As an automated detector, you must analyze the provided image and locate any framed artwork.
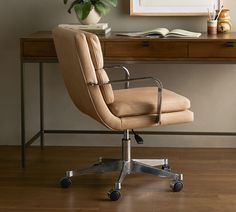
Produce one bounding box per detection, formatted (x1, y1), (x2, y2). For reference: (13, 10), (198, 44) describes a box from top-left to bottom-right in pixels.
(130, 0), (220, 16)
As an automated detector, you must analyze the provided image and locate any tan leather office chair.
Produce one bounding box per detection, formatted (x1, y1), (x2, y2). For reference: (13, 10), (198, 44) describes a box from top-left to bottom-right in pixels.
(53, 27), (194, 201)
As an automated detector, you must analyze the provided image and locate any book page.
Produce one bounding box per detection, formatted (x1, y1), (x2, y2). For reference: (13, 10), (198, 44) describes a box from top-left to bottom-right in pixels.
(140, 0), (213, 7)
(166, 29), (201, 37)
(116, 28), (169, 37)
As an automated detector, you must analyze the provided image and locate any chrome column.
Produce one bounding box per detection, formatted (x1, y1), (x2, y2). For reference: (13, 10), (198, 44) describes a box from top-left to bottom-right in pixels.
(122, 130), (131, 162)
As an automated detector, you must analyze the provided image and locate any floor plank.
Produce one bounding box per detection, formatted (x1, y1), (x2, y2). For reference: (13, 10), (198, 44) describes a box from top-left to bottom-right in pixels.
(1, 146), (236, 212)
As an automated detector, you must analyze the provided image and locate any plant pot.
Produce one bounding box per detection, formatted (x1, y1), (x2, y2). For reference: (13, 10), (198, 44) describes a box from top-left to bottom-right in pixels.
(78, 8), (101, 25)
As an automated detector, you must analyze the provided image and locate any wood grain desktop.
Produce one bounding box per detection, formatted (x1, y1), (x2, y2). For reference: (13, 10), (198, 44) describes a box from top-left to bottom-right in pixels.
(21, 31), (236, 62)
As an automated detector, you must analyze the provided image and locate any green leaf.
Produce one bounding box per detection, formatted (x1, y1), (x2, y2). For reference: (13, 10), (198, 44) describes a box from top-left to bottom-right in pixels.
(100, 0), (117, 7)
(90, 0), (98, 5)
(74, 4), (82, 19)
(74, 2), (92, 20)
(65, 0), (117, 16)
(95, 2), (110, 16)
(68, 0), (83, 13)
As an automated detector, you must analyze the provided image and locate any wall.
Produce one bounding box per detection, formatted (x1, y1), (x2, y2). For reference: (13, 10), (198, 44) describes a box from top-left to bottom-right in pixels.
(1, 0), (236, 147)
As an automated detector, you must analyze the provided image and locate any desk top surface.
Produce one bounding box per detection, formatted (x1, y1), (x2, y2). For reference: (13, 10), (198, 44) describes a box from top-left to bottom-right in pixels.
(20, 31), (236, 63)
(21, 31), (236, 42)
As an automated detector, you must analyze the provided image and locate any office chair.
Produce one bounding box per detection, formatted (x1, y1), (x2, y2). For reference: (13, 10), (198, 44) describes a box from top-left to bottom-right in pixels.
(52, 27), (194, 201)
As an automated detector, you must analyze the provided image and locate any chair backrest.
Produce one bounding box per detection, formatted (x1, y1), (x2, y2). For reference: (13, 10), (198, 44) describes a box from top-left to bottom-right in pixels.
(53, 27), (122, 130)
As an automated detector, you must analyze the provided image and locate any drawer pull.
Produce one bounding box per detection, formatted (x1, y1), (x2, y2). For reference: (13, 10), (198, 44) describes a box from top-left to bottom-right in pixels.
(141, 41), (150, 47)
(224, 42), (235, 48)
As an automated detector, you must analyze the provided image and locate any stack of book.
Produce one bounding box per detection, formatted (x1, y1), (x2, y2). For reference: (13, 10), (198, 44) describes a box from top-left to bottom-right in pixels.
(58, 23), (111, 36)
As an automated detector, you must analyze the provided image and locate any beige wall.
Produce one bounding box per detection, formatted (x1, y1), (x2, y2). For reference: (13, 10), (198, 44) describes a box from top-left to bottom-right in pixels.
(1, 0), (236, 147)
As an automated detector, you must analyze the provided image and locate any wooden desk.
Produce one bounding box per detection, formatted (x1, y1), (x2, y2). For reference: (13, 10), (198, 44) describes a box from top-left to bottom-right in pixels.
(20, 31), (236, 167)
(21, 31), (236, 62)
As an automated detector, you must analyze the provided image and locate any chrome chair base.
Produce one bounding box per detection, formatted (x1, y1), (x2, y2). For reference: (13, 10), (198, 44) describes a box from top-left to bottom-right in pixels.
(65, 157), (183, 188)
(60, 130), (184, 201)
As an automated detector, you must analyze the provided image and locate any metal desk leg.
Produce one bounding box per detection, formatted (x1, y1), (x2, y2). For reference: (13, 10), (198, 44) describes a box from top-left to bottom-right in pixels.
(20, 62), (45, 168)
(39, 63), (44, 150)
(20, 61), (26, 168)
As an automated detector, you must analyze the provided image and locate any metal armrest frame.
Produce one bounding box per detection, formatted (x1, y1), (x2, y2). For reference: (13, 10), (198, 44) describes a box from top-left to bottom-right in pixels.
(89, 77), (163, 124)
(104, 65), (130, 89)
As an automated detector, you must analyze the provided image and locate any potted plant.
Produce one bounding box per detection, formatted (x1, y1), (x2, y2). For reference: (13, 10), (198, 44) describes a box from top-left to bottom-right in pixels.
(63, 0), (117, 25)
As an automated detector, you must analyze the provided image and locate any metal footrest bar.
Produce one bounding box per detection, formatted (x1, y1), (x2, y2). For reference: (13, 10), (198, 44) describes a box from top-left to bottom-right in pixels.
(44, 129), (236, 136)
(22, 129), (236, 168)
(25, 131), (41, 148)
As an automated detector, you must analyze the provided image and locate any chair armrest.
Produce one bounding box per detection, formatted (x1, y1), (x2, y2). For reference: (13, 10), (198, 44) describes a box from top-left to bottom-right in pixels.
(89, 77), (163, 124)
(104, 65), (130, 89)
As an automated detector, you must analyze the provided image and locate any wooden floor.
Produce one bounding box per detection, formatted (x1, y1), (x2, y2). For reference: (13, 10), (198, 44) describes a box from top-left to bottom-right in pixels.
(1, 146), (236, 212)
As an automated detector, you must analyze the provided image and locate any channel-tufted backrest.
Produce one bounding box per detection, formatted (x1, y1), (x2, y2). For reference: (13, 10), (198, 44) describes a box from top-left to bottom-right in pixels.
(84, 31), (114, 104)
(53, 27), (122, 130)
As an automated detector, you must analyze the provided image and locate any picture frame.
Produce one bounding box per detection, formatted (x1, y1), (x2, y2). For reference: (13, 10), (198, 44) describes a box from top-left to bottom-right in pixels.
(130, 0), (220, 16)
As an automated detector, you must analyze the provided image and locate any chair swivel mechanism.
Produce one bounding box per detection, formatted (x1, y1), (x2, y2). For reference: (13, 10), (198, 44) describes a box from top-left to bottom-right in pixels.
(53, 27), (194, 201)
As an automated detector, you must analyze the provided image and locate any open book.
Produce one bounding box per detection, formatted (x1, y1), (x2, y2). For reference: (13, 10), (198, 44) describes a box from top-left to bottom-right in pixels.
(117, 28), (201, 38)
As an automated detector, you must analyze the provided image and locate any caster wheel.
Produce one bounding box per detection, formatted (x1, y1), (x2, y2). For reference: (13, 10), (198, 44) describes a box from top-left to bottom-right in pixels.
(60, 177), (72, 188)
(162, 164), (171, 172)
(170, 181), (183, 192)
(108, 189), (121, 201)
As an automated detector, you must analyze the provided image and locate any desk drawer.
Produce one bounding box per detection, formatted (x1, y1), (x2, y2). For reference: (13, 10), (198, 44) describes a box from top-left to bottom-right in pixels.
(104, 41), (188, 59)
(189, 41), (236, 58)
(22, 41), (57, 58)
(22, 40), (105, 59)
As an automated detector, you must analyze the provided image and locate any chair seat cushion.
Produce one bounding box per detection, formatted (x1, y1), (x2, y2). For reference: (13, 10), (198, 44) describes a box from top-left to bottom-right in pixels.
(109, 87), (191, 118)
